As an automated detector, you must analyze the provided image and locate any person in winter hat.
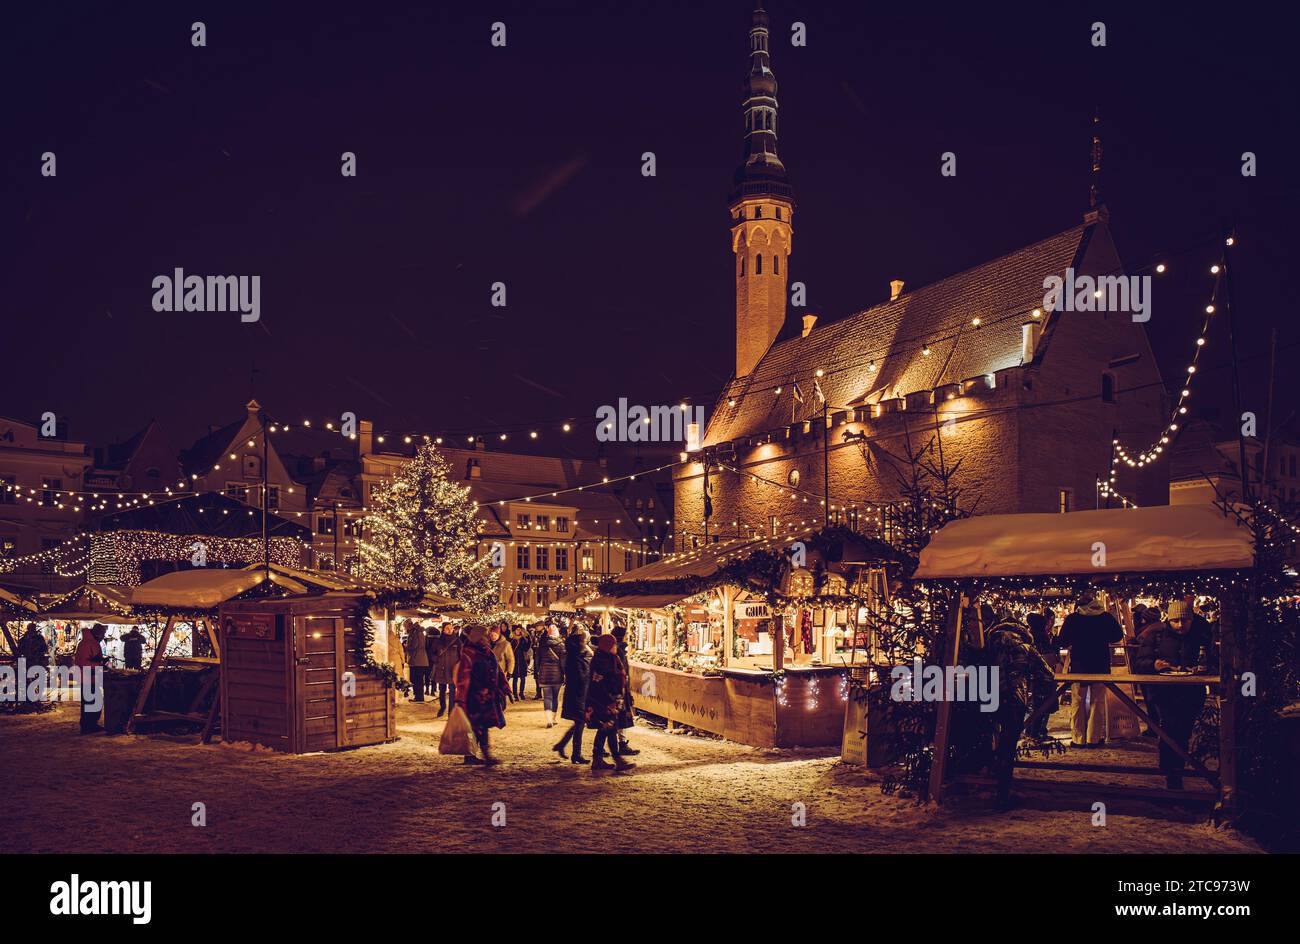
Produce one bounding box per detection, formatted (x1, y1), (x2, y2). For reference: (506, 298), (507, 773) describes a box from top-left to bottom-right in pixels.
(1134, 598), (1213, 790)
(489, 625), (516, 702)
(585, 634), (635, 772)
(1058, 592), (1123, 748)
(74, 624), (108, 734)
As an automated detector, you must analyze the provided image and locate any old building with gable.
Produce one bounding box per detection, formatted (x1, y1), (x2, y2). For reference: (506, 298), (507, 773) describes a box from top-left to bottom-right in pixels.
(673, 3), (1170, 548)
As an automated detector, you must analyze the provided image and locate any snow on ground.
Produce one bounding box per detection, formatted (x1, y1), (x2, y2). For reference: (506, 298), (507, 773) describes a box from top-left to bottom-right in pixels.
(0, 697), (1261, 854)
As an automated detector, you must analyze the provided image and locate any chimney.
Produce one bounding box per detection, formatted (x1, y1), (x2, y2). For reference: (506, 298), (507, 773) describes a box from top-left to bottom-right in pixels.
(890, 279), (905, 301)
(467, 458), (482, 479)
(357, 419), (374, 457)
(1021, 321), (1042, 364)
(800, 314), (818, 338)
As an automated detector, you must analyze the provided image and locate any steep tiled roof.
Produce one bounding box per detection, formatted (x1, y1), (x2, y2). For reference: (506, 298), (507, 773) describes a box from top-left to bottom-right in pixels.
(706, 223), (1091, 445)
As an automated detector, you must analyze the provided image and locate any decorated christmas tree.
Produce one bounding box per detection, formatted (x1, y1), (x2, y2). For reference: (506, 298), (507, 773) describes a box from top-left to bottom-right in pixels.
(355, 443), (500, 616)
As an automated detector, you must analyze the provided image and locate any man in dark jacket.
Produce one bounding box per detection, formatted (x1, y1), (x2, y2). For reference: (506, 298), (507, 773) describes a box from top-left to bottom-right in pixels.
(553, 630), (591, 764)
(425, 627), (445, 696)
(1133, 599), (1212, 789)
(121, 627), (146, 670)
(1057, 592), (1123, 747)
(432, 626), (462, 717)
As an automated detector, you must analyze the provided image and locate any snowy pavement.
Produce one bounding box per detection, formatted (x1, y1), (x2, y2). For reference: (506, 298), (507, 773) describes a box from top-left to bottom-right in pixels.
(0, 697), (1261, 854)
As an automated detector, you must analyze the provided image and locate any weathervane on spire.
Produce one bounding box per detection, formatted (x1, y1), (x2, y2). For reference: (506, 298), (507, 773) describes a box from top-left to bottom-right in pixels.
(1088, 108), (1103, 210)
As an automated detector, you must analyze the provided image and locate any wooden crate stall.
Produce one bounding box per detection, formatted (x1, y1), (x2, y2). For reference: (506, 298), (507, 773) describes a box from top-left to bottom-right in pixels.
(218, 594), (397, 753)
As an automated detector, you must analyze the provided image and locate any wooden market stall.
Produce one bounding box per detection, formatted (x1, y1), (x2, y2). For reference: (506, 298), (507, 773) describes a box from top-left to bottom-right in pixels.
(594, 527), (903, 748)
(912, 502), (1256, 812)
(219, 591), (401, 753)
(0, 586), (37, 657)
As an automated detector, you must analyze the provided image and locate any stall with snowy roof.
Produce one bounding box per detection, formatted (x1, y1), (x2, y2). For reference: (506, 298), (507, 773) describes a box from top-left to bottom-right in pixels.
(123, 564), (415, 749)
(912, 502), (1257, 812)
(593, 526), (905, 748)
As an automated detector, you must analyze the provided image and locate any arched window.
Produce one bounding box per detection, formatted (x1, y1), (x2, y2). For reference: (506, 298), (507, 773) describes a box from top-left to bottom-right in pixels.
(755, 254), (763, 274)
(773, 254), (779, 275)
(1101, 372), (1116, 403)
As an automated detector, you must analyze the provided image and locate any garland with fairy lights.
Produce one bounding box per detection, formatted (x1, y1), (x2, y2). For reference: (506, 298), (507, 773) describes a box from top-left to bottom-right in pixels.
(87, 531), (304, 587)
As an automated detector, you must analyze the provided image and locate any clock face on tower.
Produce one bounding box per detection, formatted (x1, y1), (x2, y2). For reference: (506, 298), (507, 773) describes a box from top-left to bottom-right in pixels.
(788, 469), (800, 487)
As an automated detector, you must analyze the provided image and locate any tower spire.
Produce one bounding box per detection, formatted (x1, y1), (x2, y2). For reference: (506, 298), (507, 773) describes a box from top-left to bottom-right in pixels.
(1086, 107), (1104, 217)
(733, 1), (792, 203)
(730, 2), (795, 378)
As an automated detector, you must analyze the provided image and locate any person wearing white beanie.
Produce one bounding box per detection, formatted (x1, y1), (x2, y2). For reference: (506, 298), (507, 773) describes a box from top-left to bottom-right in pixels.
(1134, 598), (1213, 789)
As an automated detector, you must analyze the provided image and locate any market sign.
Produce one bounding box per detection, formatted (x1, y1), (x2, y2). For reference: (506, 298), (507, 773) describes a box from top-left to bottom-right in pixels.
(735, 602), (772, 620)
(223, 613), (275, 640)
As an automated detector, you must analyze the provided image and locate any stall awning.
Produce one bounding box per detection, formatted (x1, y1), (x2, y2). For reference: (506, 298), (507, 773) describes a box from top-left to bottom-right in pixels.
(583, 593), (694, 611)
(914, 503), (1255, 579)
(0, 586), (37, 613)
(132, 569), (304, 611)
(38, 584), (135, 621)
(609, 529), (817, 586)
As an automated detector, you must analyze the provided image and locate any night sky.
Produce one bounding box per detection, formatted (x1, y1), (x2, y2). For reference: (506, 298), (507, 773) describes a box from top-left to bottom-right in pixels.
(6, 1), (1299, 456)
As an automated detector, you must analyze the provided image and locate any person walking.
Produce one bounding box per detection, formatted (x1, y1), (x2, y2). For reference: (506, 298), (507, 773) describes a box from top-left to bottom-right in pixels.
(553, 629), (591, 763)
(534, 625), (566, 727)
(511, 626), (533, 701)
(1058, 592), (1122, 748)
(454, 625), (508, 765)
(74, 623), (109, 734)
(432, 625), (461, 717)
(405, 621), (430, 703)
(1134, 600), (1213, 790)
(585, 635), (635, 772)
(610, 624), (639, 756)
(489, 625), (516, 703)
(425, 624), (445, 696)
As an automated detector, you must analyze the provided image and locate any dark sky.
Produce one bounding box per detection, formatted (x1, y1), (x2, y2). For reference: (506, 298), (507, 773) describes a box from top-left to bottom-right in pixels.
(5, 1), (1299, 455)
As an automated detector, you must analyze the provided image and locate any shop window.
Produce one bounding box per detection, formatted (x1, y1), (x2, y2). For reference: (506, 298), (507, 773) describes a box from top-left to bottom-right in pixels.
(516, 545), (530, 569)
(536, 586), (550, 608)
(513, 586), (528, 607)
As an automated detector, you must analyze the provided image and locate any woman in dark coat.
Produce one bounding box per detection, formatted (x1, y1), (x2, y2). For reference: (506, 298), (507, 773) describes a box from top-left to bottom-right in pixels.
(553, 630), (591, 764)
(454, 626), (508, 765)
(585, 635), (634, 771)
(511, 626), (533, 701)
(610, 624), (638, 755)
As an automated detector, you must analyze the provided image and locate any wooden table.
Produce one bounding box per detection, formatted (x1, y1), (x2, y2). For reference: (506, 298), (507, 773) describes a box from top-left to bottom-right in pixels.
(1020, 672), (1220, 786)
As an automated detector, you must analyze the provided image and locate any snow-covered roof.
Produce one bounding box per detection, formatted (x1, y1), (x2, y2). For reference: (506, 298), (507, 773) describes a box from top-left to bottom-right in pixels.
(914, 504), (1254, 579)
(131, 569), (302, 610)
